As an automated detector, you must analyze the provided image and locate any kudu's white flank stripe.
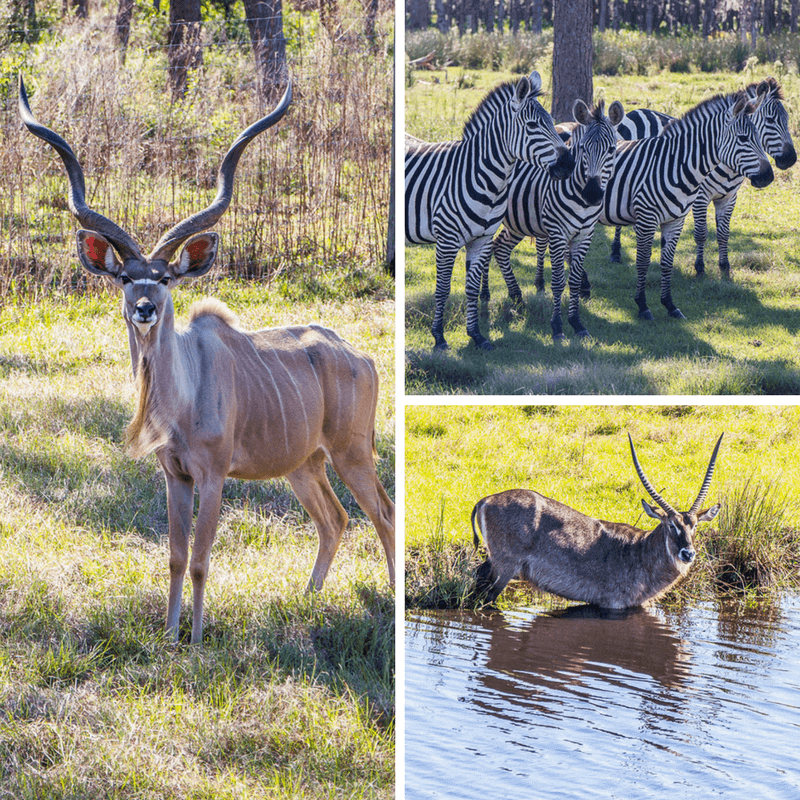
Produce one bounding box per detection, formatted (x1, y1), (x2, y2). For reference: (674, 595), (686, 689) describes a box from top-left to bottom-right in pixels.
(19, 75), (395, 646)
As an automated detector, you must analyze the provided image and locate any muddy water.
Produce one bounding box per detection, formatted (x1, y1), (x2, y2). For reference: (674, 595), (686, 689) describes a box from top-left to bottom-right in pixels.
(405, 598), (800, 799)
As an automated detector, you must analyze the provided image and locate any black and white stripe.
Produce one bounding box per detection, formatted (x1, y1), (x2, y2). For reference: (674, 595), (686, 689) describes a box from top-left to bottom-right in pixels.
(601, 91), (773, 320)
(611, 79), (795, 273)
(405, 71), (574, 350)
(486, 100), (625, 340)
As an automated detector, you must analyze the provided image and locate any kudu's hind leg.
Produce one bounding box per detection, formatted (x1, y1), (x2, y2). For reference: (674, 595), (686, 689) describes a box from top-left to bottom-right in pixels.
(164, 473), (195, 642)
(287, 448), (349, 592)
(330, 448), (396, 587)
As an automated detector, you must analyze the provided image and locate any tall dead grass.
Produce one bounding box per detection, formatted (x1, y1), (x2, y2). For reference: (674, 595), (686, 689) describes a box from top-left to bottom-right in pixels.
(1, 0), (393, 297)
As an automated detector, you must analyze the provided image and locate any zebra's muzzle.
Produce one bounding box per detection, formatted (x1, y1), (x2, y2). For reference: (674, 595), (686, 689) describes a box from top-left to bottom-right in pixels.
(548, 147), (575, 181)
(775, 145), (797, 170)
(750, 164), (774, 188)
(580, 176), (604, 205)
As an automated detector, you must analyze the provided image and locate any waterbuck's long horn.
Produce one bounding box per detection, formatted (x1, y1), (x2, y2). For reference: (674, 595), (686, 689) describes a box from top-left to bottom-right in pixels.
(628, 433), (679, 516)
(18, 75), (143, 262)
(689, 433), (724, 514)
(148, 81), (293, 264)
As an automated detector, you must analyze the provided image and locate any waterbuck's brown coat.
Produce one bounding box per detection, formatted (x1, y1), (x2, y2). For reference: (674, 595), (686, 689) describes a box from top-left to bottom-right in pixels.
(472, 436), (722, 609)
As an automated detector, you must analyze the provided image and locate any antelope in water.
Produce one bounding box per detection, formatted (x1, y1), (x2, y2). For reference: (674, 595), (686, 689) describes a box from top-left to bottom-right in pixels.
(471, 434), (723, 608)
(19, 76), (395, 645)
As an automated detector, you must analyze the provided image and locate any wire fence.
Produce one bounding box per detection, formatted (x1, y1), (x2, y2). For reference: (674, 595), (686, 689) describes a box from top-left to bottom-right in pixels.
(0, 1), (393, 297)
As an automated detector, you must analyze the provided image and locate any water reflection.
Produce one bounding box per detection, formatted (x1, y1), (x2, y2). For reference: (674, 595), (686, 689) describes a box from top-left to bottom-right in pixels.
(405, 598), (800, 800)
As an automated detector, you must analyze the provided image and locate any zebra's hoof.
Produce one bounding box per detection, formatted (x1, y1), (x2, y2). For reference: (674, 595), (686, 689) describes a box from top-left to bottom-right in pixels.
(610, 252), (621, 263)
(669, 308), (686, 320)
(638, 309), (654, 321)
(575, 328), (590, 339)
(509, 292), (525, 308)
(432, 339), (449, 352)
(480, 291), (491, 302)
(580, 291), (591, 301)
(552, 332), (566, 342)
(694, 259), (705, 275)
(474, 339), (494, 351)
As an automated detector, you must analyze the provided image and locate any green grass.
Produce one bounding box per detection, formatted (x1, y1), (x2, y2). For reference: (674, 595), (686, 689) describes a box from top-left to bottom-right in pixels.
(405, 405), (800, 610)
(0, 283), (395, 799)
(405, 67), (800, 394)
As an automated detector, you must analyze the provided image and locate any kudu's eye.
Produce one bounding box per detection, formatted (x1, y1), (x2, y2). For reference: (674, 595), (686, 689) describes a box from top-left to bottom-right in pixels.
(159, 276), (170, 286)
(121, 275), (132, 285)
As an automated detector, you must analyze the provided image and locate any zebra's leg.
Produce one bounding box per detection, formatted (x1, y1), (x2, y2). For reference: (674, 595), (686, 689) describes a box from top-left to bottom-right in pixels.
(567, 236), (594, 337)
(713, 189), (740, 273)
(548, 236), (569, 340)
(492, 227), (525, 305)
(659, 217), (687, 319)
(465, 235), (495, 350)
(430, 241), (460, 351)
(478, 243), (492, 303)
(632, 217), (657, 320)
(692, 189), (711, 275)
(610, 225), (623, 262)
(534, 236), (548, 294)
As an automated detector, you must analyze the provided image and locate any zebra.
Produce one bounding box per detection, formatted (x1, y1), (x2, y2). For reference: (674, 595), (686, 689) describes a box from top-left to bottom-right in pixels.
(483, 99), (626, 340)
(405, 71), (575, 351)
(610, 79), (795, 272)
(601, 91), (773, 321)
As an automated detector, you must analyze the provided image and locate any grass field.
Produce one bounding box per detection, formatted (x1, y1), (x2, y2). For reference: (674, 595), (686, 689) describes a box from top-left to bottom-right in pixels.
(405, 405), (800, 609)
(0, 283), (395, 799)
(405, 68), (800, 395)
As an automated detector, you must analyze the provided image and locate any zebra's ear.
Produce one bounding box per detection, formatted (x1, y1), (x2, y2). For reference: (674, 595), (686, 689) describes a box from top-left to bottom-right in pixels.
(756, 79), (770, 98)
(729, 93), (749, 118)
(572, 99), (591, 126)
(513, 76), (532, 109)
(528, 70), (542, 94)
(608, 100), (625, 127)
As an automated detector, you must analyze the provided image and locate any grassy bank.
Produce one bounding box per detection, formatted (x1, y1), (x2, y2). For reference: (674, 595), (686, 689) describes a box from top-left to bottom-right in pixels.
(405, 67), (800, 394)
(405, 405), (800, 610)
(0, 285), (395, 798)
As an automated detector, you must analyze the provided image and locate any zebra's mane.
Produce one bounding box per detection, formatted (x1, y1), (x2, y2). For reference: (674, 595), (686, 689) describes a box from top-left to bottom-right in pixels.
(660, 92), (745, 137)
(462, 79), (543, 141)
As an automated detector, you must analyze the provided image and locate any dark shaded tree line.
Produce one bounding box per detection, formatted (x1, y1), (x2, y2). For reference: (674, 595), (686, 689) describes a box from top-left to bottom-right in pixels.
(406, 0), (800, 36)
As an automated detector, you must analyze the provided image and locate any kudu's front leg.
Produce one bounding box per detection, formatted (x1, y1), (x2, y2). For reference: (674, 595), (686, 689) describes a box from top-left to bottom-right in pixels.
(164, 473), (195, 642)
(188, 477), (226, 645)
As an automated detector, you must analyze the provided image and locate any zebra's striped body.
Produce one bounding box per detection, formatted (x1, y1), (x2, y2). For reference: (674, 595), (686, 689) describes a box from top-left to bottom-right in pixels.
(600, 91), (773, 320)
(487, 100), (625, 340)
(611, 79), (795, 272)
(405, 71), (574, 350)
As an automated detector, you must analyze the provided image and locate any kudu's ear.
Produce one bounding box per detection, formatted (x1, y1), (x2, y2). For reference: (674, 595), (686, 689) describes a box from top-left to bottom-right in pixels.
(173, 232), (219, 281)
(76, 230), (122, 278)
(698, 503), (721, 523)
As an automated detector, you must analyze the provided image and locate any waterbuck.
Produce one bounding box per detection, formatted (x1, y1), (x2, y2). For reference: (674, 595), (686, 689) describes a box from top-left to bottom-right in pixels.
(19, 76), (395, 645)
(471, 434), (723, 608)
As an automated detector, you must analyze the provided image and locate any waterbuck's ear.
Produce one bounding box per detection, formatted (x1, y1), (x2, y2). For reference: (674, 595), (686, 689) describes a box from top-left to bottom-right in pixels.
(608, 100), (625, 127)
(76, 230), (122, 278)
(698, 503), (721, 523)
(174, 232), (219, 280)
(641, 499), (666, 521)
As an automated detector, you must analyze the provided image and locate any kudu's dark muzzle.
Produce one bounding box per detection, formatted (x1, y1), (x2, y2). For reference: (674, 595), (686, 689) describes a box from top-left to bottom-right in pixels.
(548, 147), (576, 181)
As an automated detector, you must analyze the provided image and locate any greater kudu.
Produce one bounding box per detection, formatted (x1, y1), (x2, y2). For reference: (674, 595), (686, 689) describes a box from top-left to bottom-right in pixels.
(472, 434), (723, 608)
(19, 76), (395, 644)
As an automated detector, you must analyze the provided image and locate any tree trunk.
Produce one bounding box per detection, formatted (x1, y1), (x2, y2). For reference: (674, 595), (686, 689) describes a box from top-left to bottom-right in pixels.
(242, 0), (287, 103)
(792, 0), (798, 32)
(551, 0), (592, 123)
(116, 0), (134, 61)
(598, 0), (608, 31)
(167, 0), (203, 101)
(531, 0), (543, 33)
(406, 0), (431, 30)
(319, 0), (341, 40)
